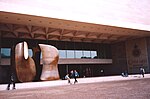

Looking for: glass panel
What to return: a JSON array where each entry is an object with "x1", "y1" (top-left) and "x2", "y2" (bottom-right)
[
  {"x1": 75, "y1": 50, "x2": 83, "y2": 58},
  {"x1": 83, "y1": 51, "x2": 91, "y2": 58},
  {"x1": 59, "y1": 50, "x2": 66, "y2": 58},
  {"x1": 91, "y1": 51, "x2": 97, "y2": 58},
  {"x1": 28, "y1": 49, "x2": 33, "y2": 57},
  {"x1": 1, "y1": 48, "x2": 11, "y2": 58},
  {"x1": 67, "y1": 50, "x2": 74, "y2": 58},
  {"x1": 40, "y1": 52, "x2": 42, "y2": 59}
]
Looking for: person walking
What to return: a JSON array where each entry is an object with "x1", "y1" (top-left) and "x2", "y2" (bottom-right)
[
  {"x1": 140, "y1": 67, "x2": 145, "y2": 78},
  {"x1": 73, "y1": 70, "x2": 79, "y2": 84},
  {"x1": 7, "y1": 73, "x2": 16, "y2": 90}
]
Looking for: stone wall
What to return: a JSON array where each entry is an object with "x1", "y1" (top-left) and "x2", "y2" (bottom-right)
[
  {"x1": 126, "y1": 38, "x2": 149, "y2": 73},
  {"x1": 146, "y1": 37, "x2": 150, "y2": 73}
]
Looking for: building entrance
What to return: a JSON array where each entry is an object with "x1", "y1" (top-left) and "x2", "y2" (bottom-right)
[{"x1": 58, "y1": 64, "x2": 109, "y2": 79}]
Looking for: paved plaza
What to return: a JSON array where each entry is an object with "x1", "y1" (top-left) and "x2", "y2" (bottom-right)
[{"x1": 0, "y1": 74, "x2": 150, "y2": 99}]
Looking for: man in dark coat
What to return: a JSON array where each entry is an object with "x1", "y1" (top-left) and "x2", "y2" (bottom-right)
[{"x1": 7, "y1": 72, "x2": 16, "y2": 90}]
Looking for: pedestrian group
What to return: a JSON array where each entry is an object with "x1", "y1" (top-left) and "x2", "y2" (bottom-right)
[{"x1": 65, "y1": 70, "x2": 79, "y2": 84}]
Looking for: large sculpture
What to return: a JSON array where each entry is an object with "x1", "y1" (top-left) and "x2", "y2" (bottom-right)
[
  {"x1": 39, "y1": 44, "x2": 60, "y2": 81},
  {"x1": 15, "y1": 42, "x2": 36, "y2": 82}
]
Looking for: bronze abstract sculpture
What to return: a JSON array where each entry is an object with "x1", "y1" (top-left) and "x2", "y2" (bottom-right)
[
  {"x1": 15, "y1": 42, "x2": 60, "y2": 82},
  {"x1": 39, "y1": 44, "x2": 60, "y2": 81},
  {"x1": 15, "y1": 42, "x2": 36, "y2": 82}
]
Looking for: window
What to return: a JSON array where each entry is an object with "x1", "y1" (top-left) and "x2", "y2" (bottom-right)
[
  {"x1": 59, "y1": 50, "x2": 66, "y2": 58},
  {"x1": 75, "y1": 50, "x2": 83, "y2": 58},
  {"x1": 83, "y1": 51, "x2": 91, "y2": 58},
  {"x1": 58, "y1": 50, "x2": 98, "y2": 59},
  {"x1": 40, "y1": 52, "x2": 42, "y2": 59},
  {"x1": 28, "y1": 49, "x2": 33, "y2": 57},
  {"x1": 66, "y1": 50, "x2": 74, "y2": 58},
  {"x1": 91, "y1": 51, "x2": 97, "y2": 58},
  {"x1": 1, "y1": 48, "x2": 11, "y2": 58}
]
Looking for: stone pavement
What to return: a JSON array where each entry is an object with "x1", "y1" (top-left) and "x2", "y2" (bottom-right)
[{"x1": 0, "y1": 74, "x2": 150, "y2": 91}]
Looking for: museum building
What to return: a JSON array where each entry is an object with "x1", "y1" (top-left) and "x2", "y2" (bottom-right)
[{"x1": 0, "y1": 0, "x2": 150, "y2": 83}]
